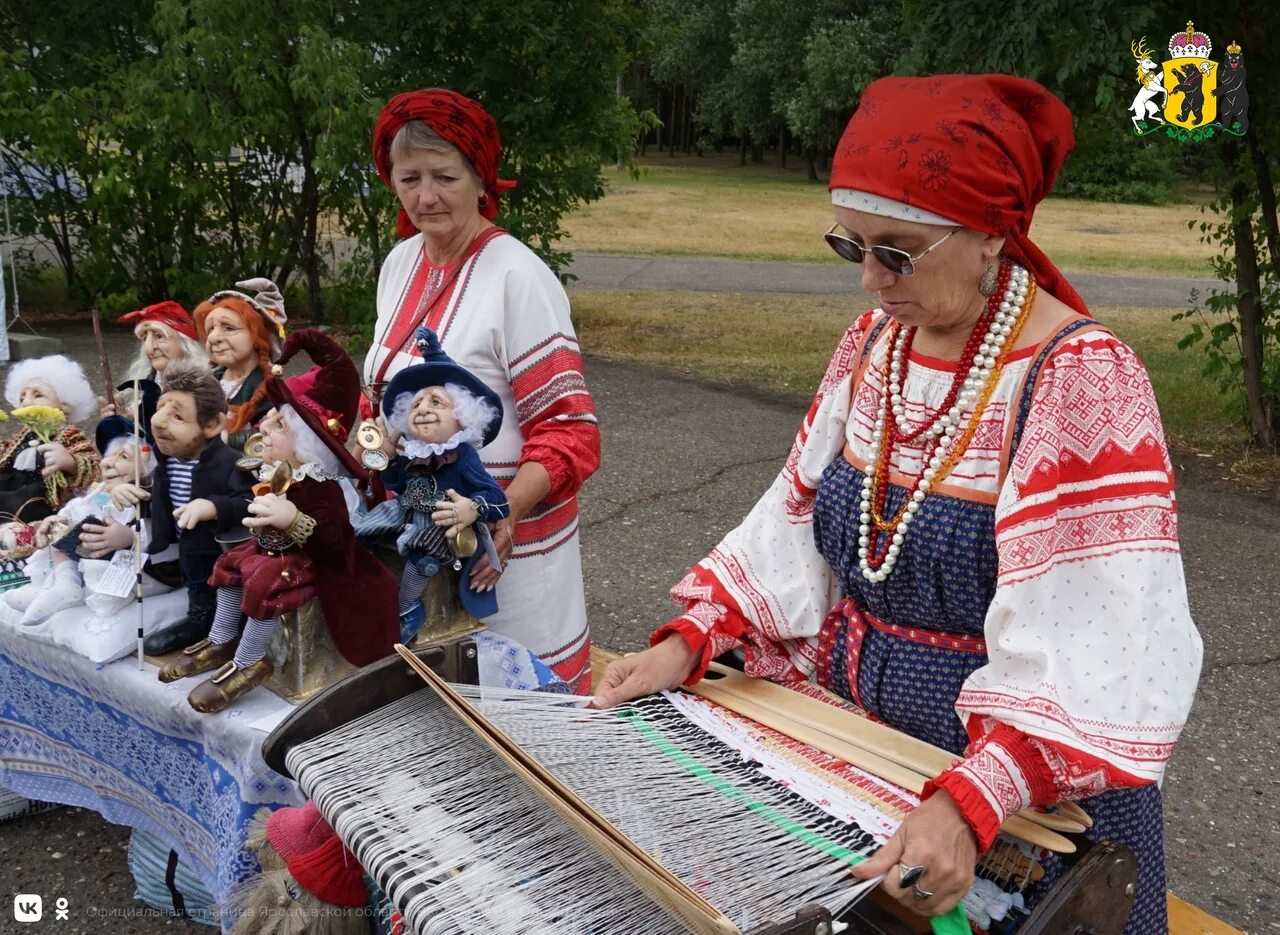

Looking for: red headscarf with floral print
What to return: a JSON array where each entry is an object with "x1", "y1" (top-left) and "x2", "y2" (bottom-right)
[
  {"x1": 829, "y1": 74, "x2": 1087, "y2": 315},
  {"x1": 372, "y1": 89, "x2": 517, "y2": 238}
]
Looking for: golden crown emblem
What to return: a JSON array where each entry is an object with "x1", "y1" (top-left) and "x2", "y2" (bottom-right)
[
  {"x1": 1227, "y1": 40, "x2": 1242, "y2": 55},
  {"x1": 1169, "y1": 20, "x2": 1212, "y2": 58}
]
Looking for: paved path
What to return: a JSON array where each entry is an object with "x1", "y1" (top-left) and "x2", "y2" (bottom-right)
[
  {"x1": 568, "y1": 252, "x2": 1227, "y2": 309},
  {"x1": 1, "y1": 326, "x2": 1273, "y2": 933}
]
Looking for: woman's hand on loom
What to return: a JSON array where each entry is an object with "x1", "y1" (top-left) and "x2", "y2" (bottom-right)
[
  {"x1": 853, "y1": 790, "x2": 977, "y2": 917},
  {"x1": 590, "y1": 635, "x2": 699, "y2": 709},
  {"x1": 81, "y1": 519, "x2": 135, "y2": 558}
]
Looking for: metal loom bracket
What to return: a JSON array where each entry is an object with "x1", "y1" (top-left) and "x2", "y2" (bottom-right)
[{"x1": 745, "y1": 905, "x2": 838, "y2": 935}]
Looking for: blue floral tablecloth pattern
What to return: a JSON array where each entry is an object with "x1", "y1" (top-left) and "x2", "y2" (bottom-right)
[{"x1": 0, "y1": 624, "x2": 301, "y2": 911}]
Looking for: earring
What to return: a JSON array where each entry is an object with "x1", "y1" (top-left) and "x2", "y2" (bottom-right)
[
  {"x1": 978, "y1": 262, "x2": 999, "y2": 297},
  {"x1": 478, "y1": 193, "x2": 490, "y2": 208}
]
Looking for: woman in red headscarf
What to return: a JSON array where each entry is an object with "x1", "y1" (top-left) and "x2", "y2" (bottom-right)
[
  {"x1": 363, "y1": 90, "x2": 601, "y2": 692},
  {"x1": 595, "y1": 75, "x2": 1201, "y2": 933}
]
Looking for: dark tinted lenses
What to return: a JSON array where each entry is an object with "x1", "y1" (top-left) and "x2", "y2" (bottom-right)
[{"x1": 823, "y1": 231, "x2": 912, "y2": 275}]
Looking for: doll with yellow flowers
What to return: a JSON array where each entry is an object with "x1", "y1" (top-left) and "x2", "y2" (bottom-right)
[{"x1": 0, "y1": 356, "x2": 101, "y2": 546}]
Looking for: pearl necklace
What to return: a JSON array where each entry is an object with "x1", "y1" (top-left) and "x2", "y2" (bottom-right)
[{"x1": 858, "y1": 263, "x2": 1034, "y2": 583}]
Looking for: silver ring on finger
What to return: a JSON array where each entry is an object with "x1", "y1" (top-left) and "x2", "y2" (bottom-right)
[
  {"x1": 898, "y1": 863, "x2": 926, "y2": 888},
  {"x1": 910, "y1": 883, "x2": 933, "y2": 901}
]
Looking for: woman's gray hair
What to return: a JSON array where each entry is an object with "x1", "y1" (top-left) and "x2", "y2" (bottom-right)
[
  {"x1": 123, "y1": 322, "x2": 209, "y2": 384},
  {"x1": 389, "y1": 121, "x2": 479, "y2": 182},
  {"x1": 387, "y1": 382, "x2": 498, "y2": 446},
  {"x1": 279, "y1": 404, "x2": 348, "y2": 478}
]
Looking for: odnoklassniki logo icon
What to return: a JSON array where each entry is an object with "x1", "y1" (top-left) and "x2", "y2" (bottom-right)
[{"x1": 1129, "y1": 21, "x2": 1248, "y2": 141}]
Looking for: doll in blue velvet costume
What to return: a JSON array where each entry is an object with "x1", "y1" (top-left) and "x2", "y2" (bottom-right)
[{"x1": 354, "y1": 327, "x2": 510, "y2": 641}]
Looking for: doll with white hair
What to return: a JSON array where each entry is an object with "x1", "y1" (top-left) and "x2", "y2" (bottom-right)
[
  {"x1": 4, "y1": 384, "x2": 166, "y2": 625},
  {"x1": 0, "y1": 354, "x2": 101, "y2": 531},
  {"x1": 354, "y1": 327, "x2": 510, "y2": 642},
  {"x1": 100, "y1": 301, "x2": 209, "y2": 417},
  {"x1": 158, "y1": 330, "x2": 398, "y2": 713}
]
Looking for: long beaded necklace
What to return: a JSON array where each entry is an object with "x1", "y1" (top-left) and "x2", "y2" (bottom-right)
[{"x1": 857, "y1": 262, "x2": 1036, "y2": 583}]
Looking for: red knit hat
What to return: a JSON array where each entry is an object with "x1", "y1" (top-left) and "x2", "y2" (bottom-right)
[
  {"x1": 265, "y1": 802, "x2": 366, "y2": 907},
  {"x1": 118, "y1": 301, "x2": 197, "y2": 340},
  {"x1": 829, "y1": 74, "x2": 1087, "y2": 315},
  {"x1": 264, "y1": 329, "x2": 366, "y2": 477}
]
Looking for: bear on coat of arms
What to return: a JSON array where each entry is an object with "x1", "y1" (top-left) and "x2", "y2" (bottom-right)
[
  {"x1": 1170, "y1": 62, "x2": 1212, "y2": 126},
  {"x1": 1215, "y1": 41, "x2": 1248, "y2": 134}
]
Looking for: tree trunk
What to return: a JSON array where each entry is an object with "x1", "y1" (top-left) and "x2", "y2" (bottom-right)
[
  {"x1": 300, "y1": 141, "x2": 323, "y2": 324},
  {"x1": 777, "y1": 127, "x2": 786, "y2": 169},
  {"x1": 751, "y1": 143, "x2": 763, "y2": 163},
  {"x1": 805, "y1": 146, "x2": 818, "y2": 182},
  {"x1": 738, "y1": 137, "x2": 747, "y2": 166},
  {"x1": 1247, "y1": 133, "x2": 1280, "y2": 272},
  {"x1": 668, "y1": 87, "x2": 678, "y2": 157},
  {"x1": 1226, "y1": 140, "x2": 1275, "y2": 449}
]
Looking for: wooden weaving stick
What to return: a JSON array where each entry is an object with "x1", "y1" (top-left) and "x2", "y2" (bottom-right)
[
  {"x1": 698, "y1": 663, "x2": 1089, "y2": 835},
  {"x1": 395, "y1": 645, "x2": 744, "y2": 935},
  {"x1": 688, "y1": 663, "x2": 1078, "y2": 853}
]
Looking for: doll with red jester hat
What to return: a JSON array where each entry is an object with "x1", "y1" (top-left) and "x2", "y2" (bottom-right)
[{"x1": 159, "y1": 330, "x2": 399, "y2": 713}]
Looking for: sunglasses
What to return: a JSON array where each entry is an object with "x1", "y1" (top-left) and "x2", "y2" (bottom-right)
[{"x1": 823, "y1": 223, "x2": 961, "y2": 276}]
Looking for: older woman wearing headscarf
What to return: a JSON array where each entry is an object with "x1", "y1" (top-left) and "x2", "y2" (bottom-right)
[
  {"x1": 595, "y1": 75, "x2": 1202, "y2": 933},
  {"x1": 363, "y1": 89, "x2": 601, "y2": 692}
]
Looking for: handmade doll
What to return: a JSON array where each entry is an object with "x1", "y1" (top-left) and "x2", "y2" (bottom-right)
[
  {"x1": 158, "y1": 330, "x2": 398, "y2": 713},
  {"x1": 0, "y1": 355, "x2": 100, "y2": 532},
  {"x1": 4, "y1": 383, "x2": 167, "y2": 625},
  {"x1": 101, "y1": 301, "x2": 208, "y2": 416},
  {"x1": 111, "y1": 361, "x2": 254, "y2": 655},
  {"x1": 193, "y1": 278, "x2": 287, "y2": 451},
  {"x1": 354, "y1": 327, "x2": 510, "y2": 642}
]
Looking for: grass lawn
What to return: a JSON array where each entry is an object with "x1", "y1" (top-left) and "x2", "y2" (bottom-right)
[
  {"x1": 561, "y1": 154, "x2": 1217, "y2": 278},
  {"x1": 569, "y1": 287, "x2": 1243, "y2": 452}
]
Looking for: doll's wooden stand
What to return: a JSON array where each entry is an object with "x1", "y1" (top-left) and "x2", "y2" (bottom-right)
[{"x1": 262, "y1": 544, "x2": 484, "y2": 704}]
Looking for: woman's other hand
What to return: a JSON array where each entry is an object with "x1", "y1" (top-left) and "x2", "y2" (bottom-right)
[
  {"x1": 590, "y1": 635, "x2": 699, "y2": 709},
  {"x1": 467, "y1": 518, "x2": 511, "y2": 592},
  {"x1": 853, "y1": 790, "x2": 977, "y2": 917}
]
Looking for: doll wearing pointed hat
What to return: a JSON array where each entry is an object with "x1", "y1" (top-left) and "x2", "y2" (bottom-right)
[
  {"x1": 158, "y1": 329, "x2": 399, "y2": 713},
  {"x1": 353, "y1": 327, "x2": 510, "y2": 641}
]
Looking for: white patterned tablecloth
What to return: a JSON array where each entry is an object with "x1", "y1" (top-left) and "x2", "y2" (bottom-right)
[
  {"x1": 0, "y1": 623, "x2": 566, "y2": 921},
  {"x1": 0, "y1": 623, "x2": 301, "y2": 910}
]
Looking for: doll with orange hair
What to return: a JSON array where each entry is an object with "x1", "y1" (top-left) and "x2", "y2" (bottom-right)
[{"x1": 193, "y1": 279, "x2": 287, "y2": 450}]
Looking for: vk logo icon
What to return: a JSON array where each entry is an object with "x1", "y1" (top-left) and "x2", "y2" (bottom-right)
[{"x1": 14, "y1": 894, "x2": 42, "y2": 922}]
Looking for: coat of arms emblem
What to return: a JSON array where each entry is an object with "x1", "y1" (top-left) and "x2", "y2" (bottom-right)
[{"x1": 1130, "y1": 21, "x2": 1248, "y2": 141}]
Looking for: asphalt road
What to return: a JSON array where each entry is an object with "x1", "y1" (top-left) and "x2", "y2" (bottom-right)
[{"x1": 0, "y1": 321, "x2": 1275, "y2": 933}]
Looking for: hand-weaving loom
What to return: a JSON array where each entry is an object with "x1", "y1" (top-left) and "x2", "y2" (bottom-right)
[{"x1": 262, "y1": 646, "x2": 1140, "y2": 935}]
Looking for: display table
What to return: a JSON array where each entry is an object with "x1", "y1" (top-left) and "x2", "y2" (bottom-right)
[{"x1": 0, "y1": 622, "x2": 300, "y2": 915}]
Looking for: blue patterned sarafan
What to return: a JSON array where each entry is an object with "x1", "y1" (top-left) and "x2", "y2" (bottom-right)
[{"x1": 808, "y1": 325, "x2": 1167, "y2": 934}]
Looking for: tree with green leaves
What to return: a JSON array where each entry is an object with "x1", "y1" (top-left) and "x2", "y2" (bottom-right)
[
  {"x1": 901, "y1": 0, "x2": 1278, "y2": 450},
  {"x1": 0, "y1": 0, "x2": 642, "y2": 330}
]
